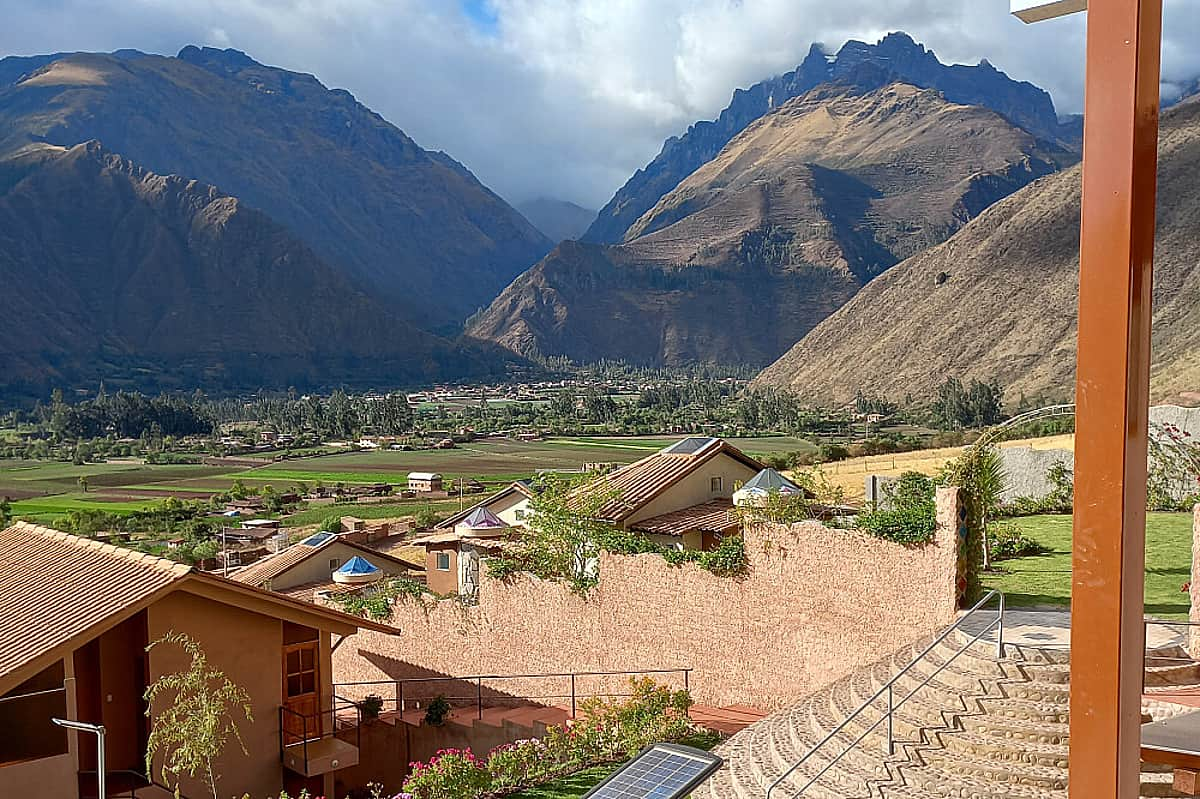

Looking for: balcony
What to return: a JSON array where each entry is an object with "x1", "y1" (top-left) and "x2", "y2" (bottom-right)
[{"x1": 279, "y1": 702, "x2": 360, "y2": 777}]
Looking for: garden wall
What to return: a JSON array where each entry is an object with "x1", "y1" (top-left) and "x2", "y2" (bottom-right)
[{"x1": 333, "y1": 490, "x2": 961, "y2": 711}]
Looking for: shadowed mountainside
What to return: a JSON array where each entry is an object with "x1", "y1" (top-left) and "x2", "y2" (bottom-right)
[
  {"x1": 0, "y1": 47, "x2": 551, "y2": 330},
  {"x1": 0, "y1": 143, "x2": 507, "y2": 398}
]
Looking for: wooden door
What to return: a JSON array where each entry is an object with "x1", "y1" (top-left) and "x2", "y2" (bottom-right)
[{"x1": 282, "y1": 642, "x2": 321, "y2": 743}]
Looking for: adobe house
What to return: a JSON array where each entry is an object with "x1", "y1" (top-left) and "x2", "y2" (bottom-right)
[
  {"x1": 0, "y1": 522, "x2": 397, "y2": 799},
  {"x1": 436, "y1": 480, "x2": 537, "y2": 530},
  {"x1": 406, "y1": 472, "x2": 443, "y2": 493},
  {"x1": 583, "y1": 437, "x2": 766, "y2": 551},
  {"x1": 414, "y1": 507, "x2": 510, "y2": 596},
  {"x1": 232, "y1": 529, "x2": 424, "y2": 602}
]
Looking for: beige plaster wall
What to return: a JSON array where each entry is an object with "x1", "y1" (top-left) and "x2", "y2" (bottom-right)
[
  {"x1": 335, "y1": 491, "x2": 960, "y2": 711},
  {"x1": 271, "y1": 541, "x2": 405, "y2": 591},
  {"x1": 146, "y1": 591, "x2": 285, "y2": 799}
]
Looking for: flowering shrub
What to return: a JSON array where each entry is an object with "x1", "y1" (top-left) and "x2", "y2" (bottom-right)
[
  {"x1": 404, "y1": 749, "x2": 492, "y2": 799},
  {"x1": 400, "y1": 679, "x2": 698, "y2": 799}
]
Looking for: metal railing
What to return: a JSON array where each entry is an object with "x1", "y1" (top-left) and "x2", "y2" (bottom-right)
[
  {"x1": 766, "y1": 590, "x2": 1006, "y2": 799},
  {"x1": 336, "y1": 667, "x2": 692, "y2": 721},
  {"x1": 1143, "y1": 618, "x2": 1200, "y2": 693},
  {"x1": 279, "y1": 697, "x2": 362, "y2": 775}
]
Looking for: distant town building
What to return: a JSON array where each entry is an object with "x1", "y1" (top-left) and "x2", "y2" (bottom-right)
[{"x1": 407, "y1": 472, "x2": 444, "y2": 493}]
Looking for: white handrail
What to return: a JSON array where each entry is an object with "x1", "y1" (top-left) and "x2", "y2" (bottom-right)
[{"x1": 765, "y1": 590, "x2": 1006, "y2": 799}]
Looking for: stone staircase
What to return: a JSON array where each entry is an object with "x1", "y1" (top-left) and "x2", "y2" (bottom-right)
[{"x1": 698, "y1": 633, "x2": 1200, "y2": 799}]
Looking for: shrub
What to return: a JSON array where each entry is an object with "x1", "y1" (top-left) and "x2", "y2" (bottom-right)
[
  {"x1": 424, "y1": 695, "x2": 451, "y2": 726},
  {"x1": 855, "y1": 470, "x2": 937, "y2": 545},
  {"x1": 358, "y1": 694, "x2": 384, "y2": 720},
  {"x1": 404, "y1": 749, "x2": 490, "y2": 799},
  {"x1": 988, "y1": 522, "x2": 1050, "y2": 561},
  {"x1": 697, "y1": 534, "x2": 748, "y2": 577}
]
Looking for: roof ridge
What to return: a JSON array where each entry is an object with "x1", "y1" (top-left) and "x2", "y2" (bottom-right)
[{"x1": 4, "y1": 521, "x2": 192, "y2": 576}]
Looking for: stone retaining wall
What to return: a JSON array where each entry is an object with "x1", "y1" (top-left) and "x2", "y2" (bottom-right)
[{"x1": 333, "y1": 490, "x2": 961, "y2": 711}]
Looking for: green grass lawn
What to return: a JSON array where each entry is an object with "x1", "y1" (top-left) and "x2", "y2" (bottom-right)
[{"x1": 982, "y1": 512, "x2": 1194, "y2": 618}]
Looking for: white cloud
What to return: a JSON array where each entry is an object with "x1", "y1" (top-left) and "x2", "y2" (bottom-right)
[{"x1": 0, "y1": 0, "x2": 1196, "y2": 209}]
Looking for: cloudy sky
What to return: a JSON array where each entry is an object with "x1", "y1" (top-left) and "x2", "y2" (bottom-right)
[{"x1": 1, "y1": 1, "x2": 1197, "y2": 209}]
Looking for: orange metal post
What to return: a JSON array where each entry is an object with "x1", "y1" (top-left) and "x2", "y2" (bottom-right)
[{"x1": 1069, "y1": 0, "x2": 1163, "y2": 797}]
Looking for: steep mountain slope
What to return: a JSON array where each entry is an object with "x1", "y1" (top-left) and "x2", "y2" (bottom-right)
[
  {"x1": 0, "y1": 47, "x2": 551, "y2": 329},
  {"x1": 0, "y1": 142, "x2": 500, "y2": 399},
  {"x1": 753, "y1": 98, "x2": 1200, "y2": 405},
  {"x1": 467, "y1": 83, "x2": 1063, "y2": 367},
  {"x1": 583, "y1": 32, "x2": 1078, "y2": 244}
]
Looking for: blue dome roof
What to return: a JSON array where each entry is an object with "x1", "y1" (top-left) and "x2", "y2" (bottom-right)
[{"x1": 336, "y1": 555, "x2": 380, "y2": 575}]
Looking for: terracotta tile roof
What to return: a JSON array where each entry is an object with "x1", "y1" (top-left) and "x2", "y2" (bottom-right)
[
  {"x1": 579, "y1": 438, "x2": 763, "y2": 522},
  {"x1": 629, "y1": 500, "x2": 739, "y2": 537},
  {"x1": 0, "y1": 522, "x2": 400, "y2": 691},
  {"x1": 0, "y1": 522, "x2": 191, "y2": 682},
  {"x1": 231, "y1": 539, "x2": 328, "y2": 586}
]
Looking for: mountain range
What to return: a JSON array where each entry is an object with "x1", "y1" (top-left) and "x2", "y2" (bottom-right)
[
  {"x1": 753, "y1": 95, "x2": 1200, "y2": 406},
  {"x1": 467, "y1": 39, "x2": 1076, "y2": 368},
  {"x1": 0, "y1": 46, "x2": 552, "y2": 398},
  {"x1": 581, "y1": 32, "x2": 1079, "y2": 246}
]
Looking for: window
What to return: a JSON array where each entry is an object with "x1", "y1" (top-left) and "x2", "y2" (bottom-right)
[
  {"x1": 284, "y1": 645, "x2": 317, "y2": 698},
  {"x1": 436, "y1": 552, "x2": 451, "y2": 570},
  {"x1": 329, "y1": 558, "x2": 340, "y2": 570},
  {"x1": 710, "y1": 477, "x2": 723, "y2": 492}
]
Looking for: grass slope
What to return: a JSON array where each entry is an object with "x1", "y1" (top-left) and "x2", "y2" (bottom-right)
[{"x1": 982, "y1": 512, "x2": 1194, "y2": 618}]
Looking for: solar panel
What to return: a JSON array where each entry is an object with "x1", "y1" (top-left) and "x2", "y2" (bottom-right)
[
  {"x1": 582, "y1": 744, "x2": 723, "y2": 799},
  {"x1": 300, "y1": 531, "x2": 335, "y2": 546}
]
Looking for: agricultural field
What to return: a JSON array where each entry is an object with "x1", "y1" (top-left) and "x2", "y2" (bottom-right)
[
  {"x1": 981, "y1": 512, "x2": 1193, "y2": 618},
  {"x1": 811, "y1": 434, "x2": 1075, "y2": 502},
  {"x1": 2, "y1": 435, "x2": 816, "y2": 525}
]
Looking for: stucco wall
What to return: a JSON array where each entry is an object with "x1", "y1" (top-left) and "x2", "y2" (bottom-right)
[
  {"x1": 0, "y1": 752, "x2": 77, "y2": 798},
  {"x1": 147, "y1": 591, "x2": 285, "y2": 799},
  {"x1": 1191, "y1": 504, "x2": 1200, "y2": 657},
  {"x1": 425, "y1": 543, "x2": 459, "y2": 595},
  {"x1": 625, "y1": 456, "x2": 758, "y2": 526},
  {"x1": 335, "y1": 492, "x2": 960, "y2": 711}
]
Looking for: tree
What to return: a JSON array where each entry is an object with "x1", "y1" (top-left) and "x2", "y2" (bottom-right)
[
  {"x1": 0, "y1": 497, "x2": 11, "y2": 527},
  {"x1": 77, "y1": 476, "x2": 89, "y2": 493},
  {"x1": 144, "y1": 632, "x2": 252, "y2": 799}
]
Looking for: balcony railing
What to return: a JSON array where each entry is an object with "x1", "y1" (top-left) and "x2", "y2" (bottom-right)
[
  {"x1": 279, "y1": 696, "x2": 362, "y2": 777},
  {"x1": 336, "y1": 667, "x2": 692, "y2": 721}
]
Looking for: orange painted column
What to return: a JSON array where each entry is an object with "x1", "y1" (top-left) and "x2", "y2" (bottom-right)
[{"x1": 1068, "y1": 1, "x2": 1163, "y2": 798}]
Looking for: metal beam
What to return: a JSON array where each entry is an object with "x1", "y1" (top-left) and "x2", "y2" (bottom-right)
[
  {"x1": 1011, "y1": 0, "x2": 1088, "y2": 23},
  {"x1": 1069, "y1": 0, "x2": 1163, "y2": 797}
]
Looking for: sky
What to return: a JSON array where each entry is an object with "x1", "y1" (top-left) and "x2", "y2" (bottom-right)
[{"x1": 1, "y1": 1, "x2": 1197, "y2": 210}]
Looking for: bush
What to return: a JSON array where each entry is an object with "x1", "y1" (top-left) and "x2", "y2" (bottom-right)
[
  {"x1": 424, "y1": 695, "x2": 451, "y2": 726},
  {"x1": 855, "y1": 470, "x2": 937, "y2": 545},
  {"x1": 988, "y1": 522, "x2": 1050, "y2": 561},
  {"x1": 697, "y1": 534, "x2": 748, "y2": 577}
]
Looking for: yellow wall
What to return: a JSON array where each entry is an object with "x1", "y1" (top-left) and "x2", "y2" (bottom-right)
[
  {"x1": 625, "y1": 455, "x2": 757, "y2": 526},
  {"x1": 487, "y1": 493, "x2": 530, "y2": 526},
  {"x1": 146, "y1": 591, "x2": 287, "y2": 799}
]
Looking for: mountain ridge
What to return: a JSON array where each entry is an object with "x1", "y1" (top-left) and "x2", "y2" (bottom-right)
[
  {"x1": 0, "y1": 46, "x2": 552, "y2": 329},
  {"x1": 468, "y1": 82, "x2": 1063, "y2": 368},
  {"x1": 582, "y1": 32, "x2": 1078, "y2": 245}
]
